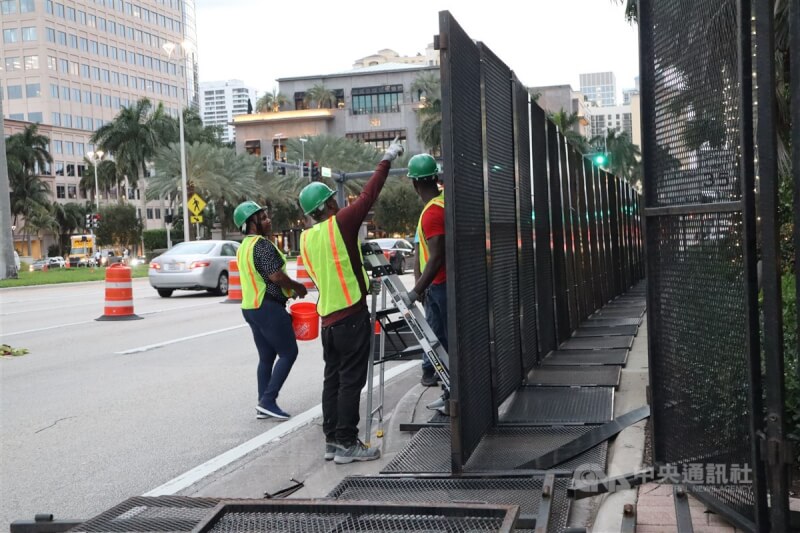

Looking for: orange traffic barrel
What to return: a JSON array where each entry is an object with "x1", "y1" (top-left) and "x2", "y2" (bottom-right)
[
  {"x1": 96, "y1": 263, "x2": 142, "y2": 321},
  {"x1": 296, "y1": 256, "x2": 316, "y2": 291},
  {"x1": 223, "y1": 259, "x2": 242, "y2": 304}
]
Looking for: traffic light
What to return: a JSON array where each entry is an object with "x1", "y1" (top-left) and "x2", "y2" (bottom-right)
[
  {"x1": 302, "y1": 161, "x2": 309, "y2": 178},
  {"x1": 279, "y1": 157, "x2": 286, "y2": 176},
  {"x1": 311, "y1": 161, "x2": 320, "y2": 180},
  {"x1": 85, "y1": 213, "x2": 92, "y2": 228},
  {"x1": 92, "y1": 214, "x2": 100, "y2": 229},
  {"x1": 164, "y1": 211, "x2": 173, "y2": 224},
  {"x1": 593, "y1": 153, "x2": 607, "y2": 166}
]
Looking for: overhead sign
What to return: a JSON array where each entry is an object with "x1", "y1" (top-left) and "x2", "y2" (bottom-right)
[
  {"x1": 190, "y1": 215, "x2": 204, "y2": 223},
  {"x1": 188, "y1": 193, "x2": 207, "y2": 215},
  {"x1": 321, "y1": 166, "x2": 332, "y2": 178}
]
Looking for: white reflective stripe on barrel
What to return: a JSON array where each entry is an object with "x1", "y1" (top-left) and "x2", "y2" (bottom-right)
[
  {"x1": 228, "y1": 284, "x2": 241, "y2": 290},
  {"x1": 105, "y1": 282, "x2": 132, "y2": 289},
  {"x1": 105, "y1": 300, "x2": 134, "y2": 307}
]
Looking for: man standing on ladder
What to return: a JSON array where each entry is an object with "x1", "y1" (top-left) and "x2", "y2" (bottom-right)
[
  {"x1": 298, "y1": 138, "x2": 404, "y2": 464},
  {"x1": 406, "y1": 154, "x2": 448, "y2": 392},
  {"x1": 234, "y1": 201, "x2": 308, "y2": 420}
]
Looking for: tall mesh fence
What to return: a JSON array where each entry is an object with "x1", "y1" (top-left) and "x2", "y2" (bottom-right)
[{"x1": 639, "y1": 0, "x2": 760, "y2": 526}]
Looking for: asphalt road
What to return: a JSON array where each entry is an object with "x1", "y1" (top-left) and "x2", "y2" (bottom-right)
[{"x1": 0, "y1": 268, "x2": 414, "y2": 530}]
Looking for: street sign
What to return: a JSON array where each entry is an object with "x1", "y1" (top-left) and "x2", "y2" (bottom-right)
[
  {"x1": 190, "y1": 215, "x2": 203, "y2": 223},
  {"x1": 321, "y1": 166, "x2": 332, "y2": 178},
  {"x1": 188, "y1": 193, "x2": 207, "y2": 215}
]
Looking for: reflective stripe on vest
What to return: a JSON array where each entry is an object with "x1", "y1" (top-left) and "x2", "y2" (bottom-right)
[
  {"x1": 300, "y1": 216, "x2": 368, "y2": 317},
  {"x1": 416, "y1": 192, "x2": 445, "y2": 274},
  {"x1": 237, "y1": 235, "x2": 292, "y2": 310}
]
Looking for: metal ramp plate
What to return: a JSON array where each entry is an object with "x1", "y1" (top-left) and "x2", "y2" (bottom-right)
[
  {"x1": 527, "y1": 366, "x2": 621, "y2": 387},
  {"x1": 560, "y1": 336, "x2": 634, "y2": 350},
  {"x1": 584, "y1": 317, "x2": 642, "y2": 327},
  {"x1": 381, "y1": 426, "x2": 607, "y2": 474},
  {"x1": 330, "y1": 475, "x2": 572, "y2": 532},
  {"x1": 573, "y1": 325, "x2": 639, "y2": 337},
  {"x1": 499, "y1": 387, "x2": 614, "y2": 425},
  {"x1": 591, "y1": 308, "x2": 645, "y2": 318},
  {"x1": 68, "y1": 496, "x2": 222, "y2": 532},
  {"x1": 542, "y1": 349, "x2": 629, "y2": 366}
]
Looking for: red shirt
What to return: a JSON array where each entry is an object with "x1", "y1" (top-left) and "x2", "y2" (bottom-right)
[
  {"x1": 421, "y1": 203, "x2": 447, "y2": 285},
  {"x1": 321, "y1": 160, "x2": 390, "y2": 328}
]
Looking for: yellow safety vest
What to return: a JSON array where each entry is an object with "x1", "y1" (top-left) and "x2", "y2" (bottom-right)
[
  {"x1": 237, "y1": 235, "x2": 292, "y2": 310},
  {"x1": 417, "y1": 192, "x2": 445, "y2": 274},
  {"x1": 299, "y1": 216, "x2": 369, "y2": 317}
]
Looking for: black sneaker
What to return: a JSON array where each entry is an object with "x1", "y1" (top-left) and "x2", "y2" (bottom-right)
[
  {"x1": 421, "y1": 368, "x2": 439, "y2": 387},
  {"x1": 334, "y1": 440, "x2": 381, "y2": 464},
  {"x1": 255, "y1": 409, "x2": 269, "y2": 419},
  {"x1": 256, "y1": 402, "x2": 291, "y2": 420},
  {"x1": 324, "y1": 442, "x2": 344, "y2": 461}
]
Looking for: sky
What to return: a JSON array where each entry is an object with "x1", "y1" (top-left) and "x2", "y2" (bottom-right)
[{"x1": 194, "y1": 0, "x2": 640, "y2": 103}]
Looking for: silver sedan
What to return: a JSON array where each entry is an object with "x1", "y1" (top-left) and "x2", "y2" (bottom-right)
[{"x1": 148, "y1": 240, "x2": 240, "y2": 298}]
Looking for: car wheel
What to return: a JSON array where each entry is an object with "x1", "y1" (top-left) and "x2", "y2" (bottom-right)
[
  {"x1": 397, "y1": 257, "x2": 405, "y2": 275},
  {"x1": 213, "y1": 272, "x2": 229, "y2": 296},
  {"x1": 157, "y1": 288, "x2": 173, "y2": 298}
]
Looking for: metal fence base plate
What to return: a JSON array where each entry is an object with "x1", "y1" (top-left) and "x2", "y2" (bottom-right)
[
  {"x1": 591, "y1": 308, "x2": 645, "y2": 318},
  {"x1": 499, "y1": 386, "x2": 614, "y2": 425},
  {"x1": 381, "y1": 426, "x2": 607, "y2": 474},
  {"x1": 329, "y1": 475, "x2": 571, "y2": 531},
  {"x1": 560, "y1": 336, "x2": 634, "y2": 350},
  {"x1": 542, "y1": 349, "x2": 629, "y2": 366},
  {"x1": 584, "y1": 317, "x2": 642, "y2": 327},
  {"x1": 573, "y1": 325, "x2": 639, "y2": 337},
  {"x1": 526, "y1": 366, "x2": 621, "y2": 387}
]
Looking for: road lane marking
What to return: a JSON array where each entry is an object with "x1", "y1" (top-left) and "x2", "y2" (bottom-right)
[
  {"x1": 1, "y1": 301, "x2": 226, "y2": 337},
  {"x1": 116, "y1": 324, "x2": 247, "y2": 354},
  {"x1": 143, "y1": 360, "x2": 419, "y2": 497}
]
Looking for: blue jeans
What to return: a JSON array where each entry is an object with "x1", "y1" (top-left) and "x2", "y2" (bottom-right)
[
  {"x1": 422, "y1": 282, "x2": 448, "y2": 371},
  {"x1": 242, "y1": 299, "x2": 298, "y2": 406}
]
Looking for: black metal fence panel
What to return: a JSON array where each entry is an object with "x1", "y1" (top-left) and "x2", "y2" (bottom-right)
[
  {"x1": 532, "y1": 104, "x2": 556, "y2": 356},
  {"x1": 638, "y1": 0, "x2": 768, "y2": 528},
  {"x1": 560, "y1": 138, "x2": 580, "y2": 331},
  {"x1": 514, "y1": 77, "x2": 538, "y2": 371},
  {"x1": 439, "y1": 11, "x2": 493, "y2": 471},
  {"x1": 481, "y1": 43, "x2": 523, "y2": 407},
  {"x1": 547, "y1": 122, "x2": 571, "y2": 343},
  {"x1": 584, "y1": 160, "x2": 604, "y2": 309}
]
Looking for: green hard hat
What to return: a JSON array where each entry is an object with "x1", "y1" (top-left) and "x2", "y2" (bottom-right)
[
  {"x1": 299, "y1": 182, "x2": 336, "y2": 216},
  {"x1": 407, "y1": 154, "x2": 438, "y2": 180},
  {"x1": 234, "y1": 200, "x2": 265, "y2": 231}
]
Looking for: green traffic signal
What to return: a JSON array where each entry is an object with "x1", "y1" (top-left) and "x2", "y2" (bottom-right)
[{"x1": 594, "y1": 153, "x2": 607, "y2": 166}]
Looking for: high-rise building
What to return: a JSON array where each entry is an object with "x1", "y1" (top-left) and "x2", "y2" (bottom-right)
[
  {"x1": 2, "y1": 0, "x2": 199, "y2": 254},
  {"x1": 527, "y1": 84, "x2": 592, "y2": 139},
  {"x1": 589, "y1": 104, "x2": 634, "y2": 143},
  {"x1": 199, "y1": 80, "x2": 257, "y2": 144},
  {"x1": 579, "y1": 71, "x2": 616, "y2": 107}
]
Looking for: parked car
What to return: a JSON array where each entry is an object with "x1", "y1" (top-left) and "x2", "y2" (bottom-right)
[
  {"x1": 47, "y1": 256, "x2": 66, "y2": 268},
  {"x1": 367, "y1": 238, "x2": 416, "y2": 274},
  {"x1": 29, "y1": 259, "x2": 48, "y2": 272},
  {"x1": 148, "y1": 240, "x2": 240, "y2": 298}
]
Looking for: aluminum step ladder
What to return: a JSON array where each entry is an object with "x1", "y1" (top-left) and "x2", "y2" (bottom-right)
[{"x1": 361, "y1": 242, "x2": 451, "y2": 445}]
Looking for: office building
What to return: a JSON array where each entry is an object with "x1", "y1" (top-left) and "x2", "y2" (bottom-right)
[
  {"x1": 580, "y1": 71, "x2": 616, "y2": 107},
  {"x1": 527, "y1": 84, "x2": 592, "y2": 138},
  {"x1": 589, "y1": 103, "x2": 634, "y2": 141},
  {"x1": 352, "y1": 46, "x2": 439, "y2": 68},
  {"x1": 2, "y1": 0, "x2": 199, "y2": 255},
  {"x1": 199, "y1": 79, "x2": 256, "y2": 144}
]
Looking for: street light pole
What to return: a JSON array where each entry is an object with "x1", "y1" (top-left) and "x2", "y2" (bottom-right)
[
  {"x1": 164, "y1": 41, "x2": 191, "y2": 243},
  {"x1": 87, "y1": 150, "x2": 104, "y2": 211},
  {"x1": 299, "y1": 137, "x2": 307, "y2": 181}
]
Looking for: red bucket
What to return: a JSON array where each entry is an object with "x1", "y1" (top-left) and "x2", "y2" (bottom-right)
[{"x1": 290, "y1": 302, "x2": 320, "y2": 341}]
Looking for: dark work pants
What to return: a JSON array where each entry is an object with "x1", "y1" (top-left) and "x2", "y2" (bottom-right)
[
  {"x1": 321, "y1": 307, "x2": 371, "y2": 446},
  {"x1": 242, "y1": 299, "x2": 298, "y2": 407},
  {"x1": 422, "y1": 282, "x2": 448, "y2": 371}
]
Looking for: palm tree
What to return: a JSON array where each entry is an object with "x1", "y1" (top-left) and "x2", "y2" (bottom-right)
[
  {"x1": 255, "y1": 88, "x2": 288, "y2": 112},
  {"x1": 0, "y1": 102, "x2": 16, "y2": 279},
  {"x1": 548, "y1": 109, "x2": 589, "y2": 152},
  {"x1": 80, "y1": 159, "x2": 119, "y2": 203},
  {"x1": 21, "y1": 203, "x2": 58, "y2": 257},
  {"x1": 303, "y1": 84, "x2": 337, "y2": 109},
  {"x1": 182, "y1": 108, "x2": 223, "y2": 145},
  {"x1": 5, "y1": 123, "x2": 52, "y2": 176},
  {"x1": 591, "y1": 129, "x2": 641, "y2": 182},
  {"x1": 50, "y1": 202, "x2": 85, "y2": 254},
  {"x1": 412, "y1": 73, "x2": 442, "y2": 153}
]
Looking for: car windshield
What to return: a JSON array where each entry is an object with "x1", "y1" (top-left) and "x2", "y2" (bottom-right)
[
  {"x1": 163, "y1": 242, "x2": 216, "y2": 255},
  {"x1": 370, "y1": 239, "x2": 397, "y2": 250}
]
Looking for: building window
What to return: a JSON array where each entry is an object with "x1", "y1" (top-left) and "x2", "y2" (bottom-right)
[
  {"x1": 63, "y1": 114, "x2": 71, "y2": 128},
  {"x1": 7, "y1": 85, "x2": 23, "y2": 99},
  {"x1": 26, "y1": 83, "x2": 41, "y2": 97},
  {"x1": 47, "y1": 56, "x2": 56, "y2": 70},
  {"x1": 24, "y1": 55, "x2": 38, "y2": 70},
  {"x1": 54, "y1": 161, "x2": 64, "y2": 175},
  {"x1": 22, "y1": 26, "x2": 36, "y2": 41},
  {"x1": 56, "y1": 184, "x2": 66, "y2": 199},
  {"x1": 65, "y1": 141, "x2": 73, "y2": 155},
  {"x1": 346, "y1": 130, "x2": 406, "y2": 151},
  {"x1": 1, "y1": 0, "x2": 17, "y2": 15},
  {"x1": 67, "y1": 185, "x2": 77, "y2": 199},
  {"x1": 28, "y1": 112, "x2": 42, "y2": 123},
  {"x1": 351, "y1": 85, "x2": 403, "y2": 115},
  {"x1": 57, "y1": 31, "x2": 66, "y2": 45},
  {"x1": 69, "y1": 34, "x2": 77, "y2": 48},
  {"x1": 146, "y1": 208, "x2": 153, "y2": 219},
  {"x1": 46, "y1": 27, "x2": 55, "y2": 42},
  {"x1": 3, "y1": 29, "x2": 19, "y2": 43},
  {"x1": 66, "y1": 163, "x2": 74, "y2": 176},
  {"x1": 51, "y1": 112, "x2": 61, "y2": 125},
  {"x1": 5, "y1": 57, "x2": 20, "y2": 71}
]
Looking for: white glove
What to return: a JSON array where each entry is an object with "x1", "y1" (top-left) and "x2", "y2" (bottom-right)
[{"x1": 382, "y1": 137, "x2": 404, "y2": 161}]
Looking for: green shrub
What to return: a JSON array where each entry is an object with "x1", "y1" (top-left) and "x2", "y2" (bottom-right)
[
  {"x1": 47, "y1": 244, "x2": 60, "y2": 258},
  {"x1": 142, "y1": 230, "x2": 182, "y2": 251},
  {"x1": 782, "y1": 275, "x2": 800, "y2": 452}
]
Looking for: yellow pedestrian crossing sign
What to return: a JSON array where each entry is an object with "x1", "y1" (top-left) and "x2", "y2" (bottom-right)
[
  {"x1": 188, "y1": 193, "x2": 206, "y2": 215},
  {"x1": 190, "y1": 215, "x2": 203, "y2": 223}
]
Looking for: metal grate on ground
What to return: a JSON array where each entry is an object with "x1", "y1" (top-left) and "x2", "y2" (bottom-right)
[
  {"x1": 573, "y1": 325, "x2": 639, "y2": 337},
  {"x1": 194, "y1": 499, "x2": 518, "y2": 533},
  {"x1": 526, "y1": 366, "x2": 621, "y2": 387},
  {"x1": 499, "y1": 386, "x2": 613, "y2": 425},
  {"x1": 329, "y1": 476, "x2": 571, "y2": 532},
  {"x1": 559, "y1": 336, "x2": 634, "y2": 350},
  {"x1": 541, "y1": 349, "x2": 628, "y2": 366},
  {"x1": 68, "y1": 496, "x2": 222, "y2": 532},
  {"x1": 584, "y1": 317, "x2": 642, "y2": 327},
  {"x1": 382, "y1": 426, "x2": 607, "y2": 474}
]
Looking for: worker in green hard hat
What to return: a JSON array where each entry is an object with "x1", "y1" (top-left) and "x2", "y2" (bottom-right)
[
  {"x1": 297, "y1": 137, "x2": 404, "y2": 464},
  {"x1": 233, "y1": 200, "x2": 308, "y2": 421},
  {"x1": 406, "y1": 154, "x2": 448, "y2": 395}
]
